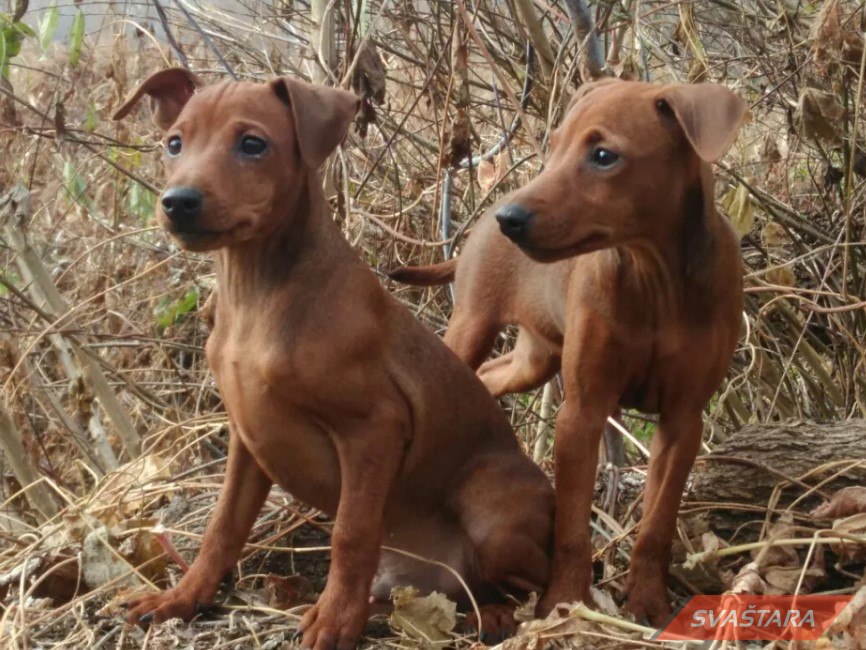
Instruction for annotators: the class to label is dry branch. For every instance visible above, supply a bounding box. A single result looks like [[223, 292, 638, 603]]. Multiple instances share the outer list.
[[0, 404, 57, 521], [2, 185, 139, 462]]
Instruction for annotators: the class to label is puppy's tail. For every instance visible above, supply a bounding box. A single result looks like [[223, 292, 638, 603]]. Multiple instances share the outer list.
[[388, 258, 457, 286]]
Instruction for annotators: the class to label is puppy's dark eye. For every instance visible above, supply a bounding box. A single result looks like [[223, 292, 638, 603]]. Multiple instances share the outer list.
[[239, 135, 268, 157], [166, 136, 182, 157], [589, 147, 620, 169]]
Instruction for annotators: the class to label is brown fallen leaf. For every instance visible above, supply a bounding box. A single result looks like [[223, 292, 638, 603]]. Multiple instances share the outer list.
[[762, 133, 782, 163], [811, 486, 866, 519], [794, 88, 844, 143], [828, 513, 866, 564], [729, 561, 766, 595], [117, 524, 170, 584], [351, 41, 386, 139], [514, 592, 538, 624], [31, 552, 82, 604], [761, 222, 789, 248], [477, 152, 507, 194], [763, 563, 825, 595], [810, 0, 842, 67], [389, 586, 456, 643], [89, 453, 172, 523], [673, 530, 728, 594], [827, 582, 866, 641], [722, 183, 754, 239], [765, 263, 796, 288]]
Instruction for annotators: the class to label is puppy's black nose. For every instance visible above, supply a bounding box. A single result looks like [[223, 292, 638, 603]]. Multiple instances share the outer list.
[[495, 204, 533, 241], [161, 186, 203, 223]]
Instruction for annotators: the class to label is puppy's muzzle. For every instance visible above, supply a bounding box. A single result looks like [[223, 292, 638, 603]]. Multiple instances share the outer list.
[[495, 204, 533, 242], [161, 186, 204, 225]]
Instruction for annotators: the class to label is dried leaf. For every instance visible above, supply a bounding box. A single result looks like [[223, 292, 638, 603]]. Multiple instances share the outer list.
[[722, 183, 754, 239], [477, 152, 506, 194], [827, 583, 866, 638], [514, 592, 538, 623], [445, 112, 471, 169], [91, 453, 172, 520], [763, 564, 825, 595], [81, 526, 138, 590], [812, 487, 866, 519], [761, 222, 789, 247], [389, 586, 456, 642], [842, 31, 864, 68], [765, 263, 796, 287], [762, 134, 782, 163], [688, 60, 708, 84], [118, 525, 169, 583], [590, 587, 619, 616], [755, 515, 799, 567], [352, 41, 386, 105], [351, 41, 386, 138], [729, 561, 766, 595], [828, 513, 866, 564], [674, 529, 728, 593], [811, 0, 842, 66], [503, 603, 613, 649], [795, 88, 844, 143], [477, 158, 497, 194]]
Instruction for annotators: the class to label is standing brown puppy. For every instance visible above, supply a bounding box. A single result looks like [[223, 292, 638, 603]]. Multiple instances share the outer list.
[[115, 70, 553, 650], [391, 79, 746, 624]]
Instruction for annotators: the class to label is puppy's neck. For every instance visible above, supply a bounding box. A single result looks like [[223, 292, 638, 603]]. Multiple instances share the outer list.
[[616, 161, 717, 317], [213, 170, 345, 309]]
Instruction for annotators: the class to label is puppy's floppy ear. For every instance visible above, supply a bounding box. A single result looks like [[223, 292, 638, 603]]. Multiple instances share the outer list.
[[270, 77, 360, 169], [112, 68, 201, 130], [657, 83, 747, 163]]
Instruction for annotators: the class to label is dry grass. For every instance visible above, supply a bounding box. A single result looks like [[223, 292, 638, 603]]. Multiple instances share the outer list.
[[0, 1, 865, 648]]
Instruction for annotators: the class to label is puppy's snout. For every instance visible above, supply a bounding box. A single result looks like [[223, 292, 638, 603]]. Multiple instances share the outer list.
[[161, 187, 203, 224], [495, 204, 533, 241]]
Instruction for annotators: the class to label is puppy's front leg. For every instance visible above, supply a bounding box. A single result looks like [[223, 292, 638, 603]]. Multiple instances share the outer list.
[[126, 424, 272, 625], [299, 407, 406, 650]]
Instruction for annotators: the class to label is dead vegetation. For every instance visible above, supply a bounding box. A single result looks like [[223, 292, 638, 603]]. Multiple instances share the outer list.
[[0, 0, 865, 648]]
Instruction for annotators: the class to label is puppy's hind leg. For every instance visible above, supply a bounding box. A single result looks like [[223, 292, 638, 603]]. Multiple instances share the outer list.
[[477, 327, 560, 398], [454, 454, 554, 640], [443, 308, 500, 370]]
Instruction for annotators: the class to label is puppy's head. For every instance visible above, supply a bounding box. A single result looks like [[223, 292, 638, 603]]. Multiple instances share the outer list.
[[114, 69, 359, 251], [494, 79, 747, 262]]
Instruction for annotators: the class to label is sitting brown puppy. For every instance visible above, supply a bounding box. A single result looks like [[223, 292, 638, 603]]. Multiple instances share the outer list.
[[114, 70, 553, 650]]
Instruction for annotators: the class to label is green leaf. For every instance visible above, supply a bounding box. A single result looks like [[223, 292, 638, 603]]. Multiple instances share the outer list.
[[355, 0, 369, 36], [62, 159, 93, 209], [15, 21, 35, 38], [154, 288, 200, 330], [38, 4, 59, 53], [0, 19, 35, 77], [69, 10, 84, 67], [84, 100, 97, 132], [127, 181, 155, 221]]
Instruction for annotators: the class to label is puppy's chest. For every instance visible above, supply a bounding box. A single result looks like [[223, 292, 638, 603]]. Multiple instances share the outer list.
[[205, 332, 340, 509], [206, 331, 315, 436]]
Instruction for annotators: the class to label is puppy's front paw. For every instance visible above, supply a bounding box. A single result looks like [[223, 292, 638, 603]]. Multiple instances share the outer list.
[[624, 578, 671, 628], [463, 603, 518, 644], [124, 587, 209, 627], [298, 587, 368, 650]]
